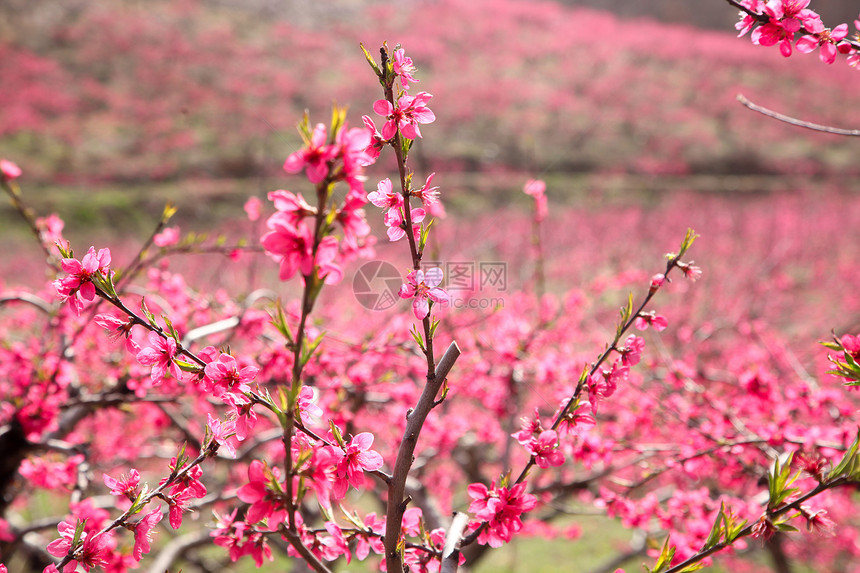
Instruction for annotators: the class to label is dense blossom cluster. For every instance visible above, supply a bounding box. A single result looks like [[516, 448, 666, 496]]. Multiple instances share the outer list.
[[736, 0, 860, 65], [3, 3, 860, 572]]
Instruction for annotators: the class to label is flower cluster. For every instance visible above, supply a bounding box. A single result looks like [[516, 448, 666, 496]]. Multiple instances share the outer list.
[[399, 267, 450, 320], [467, 481, 537, 547], [736, 0, 859, 65], [262, 117, 377, 285], [53, 246, 112, 315]]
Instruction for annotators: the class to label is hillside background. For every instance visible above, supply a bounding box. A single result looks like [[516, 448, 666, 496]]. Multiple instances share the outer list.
[[1, 0, 860, 232]]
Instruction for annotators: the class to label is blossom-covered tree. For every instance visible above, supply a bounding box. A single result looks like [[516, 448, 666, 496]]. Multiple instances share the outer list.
[[2, 3, 860, 572]]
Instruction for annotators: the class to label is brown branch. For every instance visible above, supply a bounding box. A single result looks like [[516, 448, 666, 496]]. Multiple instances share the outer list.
[[738, 93, 860, 136], [385, 341, 461, 572]]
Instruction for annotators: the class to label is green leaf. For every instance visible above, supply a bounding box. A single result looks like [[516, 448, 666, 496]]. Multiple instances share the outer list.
[[297, 112, 312, 144], [161, 202, 177, 223], [827, 428, 860, 481], [410, 324, 425, 352], [722, 505, 748, 543], [401, 136, 413, 157], [162, 315, 180, 342], [437, 379, 450, 402], [301, 332, 326, 368], [678, 228, 699, 257], [419, 218, 434, 253], [616, 293, 634, 339], [269, 299, 294, 345], [72, 518, 87, 546], [129, 484, 151, 514], [343, 508, 366, 529], [175, 442, 189, 469], [359, 42, 383, 78], [651, 536, 676, 573], [330, 105, 347, 142], [56, 242, 74, 259], [140, 298, 158, 327], [703, 503, 726, 550], [767, 453, 800, 510], [429, 318, 440, 339], [329, 421, 345, 447], [174, 359, 202, 374]]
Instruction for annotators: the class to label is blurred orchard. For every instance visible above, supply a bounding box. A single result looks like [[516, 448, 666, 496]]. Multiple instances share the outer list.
[[3, 1, 860, 573]]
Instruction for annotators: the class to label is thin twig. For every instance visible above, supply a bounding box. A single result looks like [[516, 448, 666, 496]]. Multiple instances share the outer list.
[[737, 94, 860, 136]]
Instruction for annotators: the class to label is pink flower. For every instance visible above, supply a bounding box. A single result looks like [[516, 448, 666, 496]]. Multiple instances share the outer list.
[[0, 159, 21, 180], [297, 385, 323, 421], [751, 0, 822, 57], [801, 506, 835, 535], [511, 409, 542, 445], [153, 226, 180, 247], [843, 334, 860, 361], [222, 392, 257, 441], [336, 123, 375, 188], [413, 172, 440, 206], [588, 361, 629, 406], [136, 332, 182, 383], [680, 262, 703, 281], [523, 179, 547, 221], [36, 214, 65, 244], [132, 508, 163, 561], [203, 353, 259, 398], [299, 446, 338, 509], [283, 123, 337, 183], [399, 267, 451, 319], [268, 190, 316, 225], [368, 178, 404, 212], [261, 217, 313, 280], [386, 206, 425, 242], [354, 512, 385, 559], [103, 468, 140, 499], [634, 311, 668, 331], [373, 92, 435, 140], [53, 247, 112, 315], [261, 217, 342, 284], [47, 520, 112, 572], [618, 335, 645, 366], [319, 522, 350, 563], [94, 313, 138, 353], [736, 1, 765, 37], [796, 23, 849, 64], [163, 457, 207, 499], [523, 179, 546, 197], [244, 196, 262, 221], [796, 452, 827, 481], [467, 481, 537, 547], [236, 460, 287, 525], [329, 432, 384, 499], [525, 430, 565, 468], [207, 413, 237, 458], [559, 400, 596, 434], [361, 115, 386, 159], [751, 516, 777, 542], [392, 48, 419, 88], [166, 490, 193, 529], [337, 190, 371, 246]]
